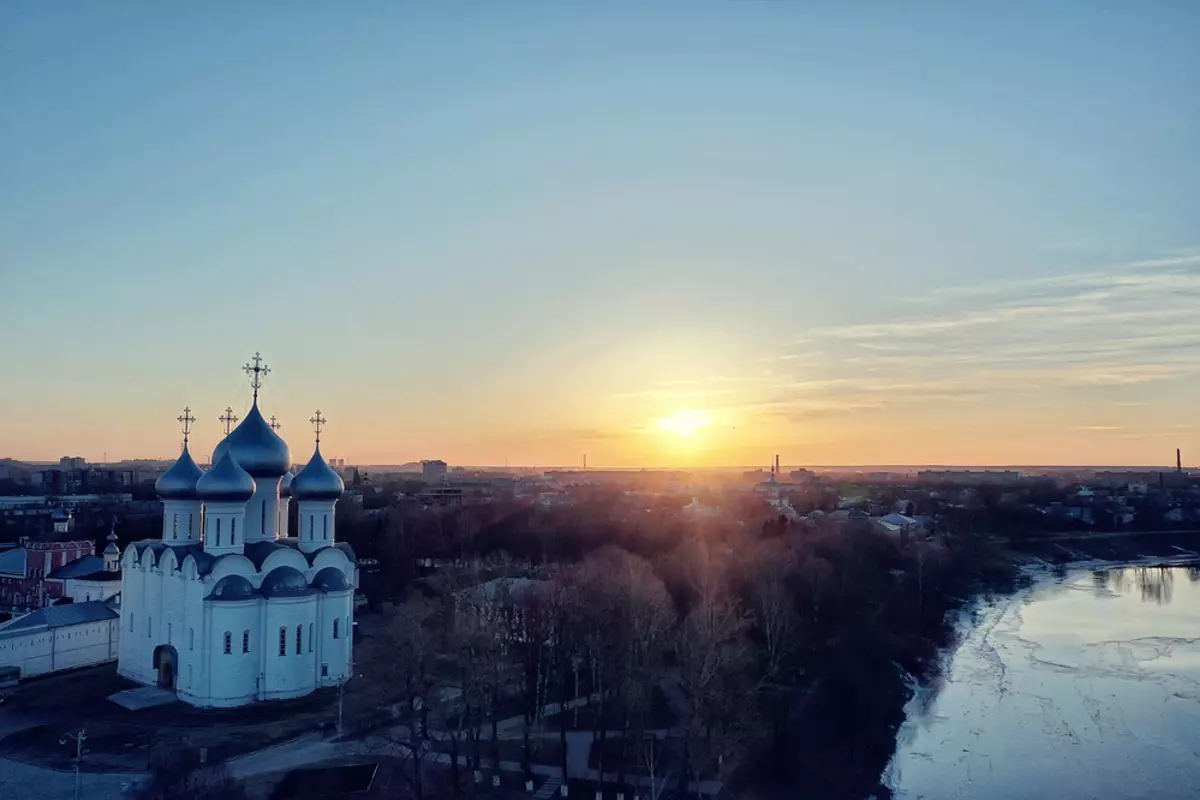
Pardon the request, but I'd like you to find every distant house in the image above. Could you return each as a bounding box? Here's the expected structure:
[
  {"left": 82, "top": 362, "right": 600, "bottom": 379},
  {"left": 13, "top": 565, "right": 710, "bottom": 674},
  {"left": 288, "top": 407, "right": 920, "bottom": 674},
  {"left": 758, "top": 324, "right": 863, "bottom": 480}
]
[{"left": 0, "top": 534, "right": 98, "bottom": 611}]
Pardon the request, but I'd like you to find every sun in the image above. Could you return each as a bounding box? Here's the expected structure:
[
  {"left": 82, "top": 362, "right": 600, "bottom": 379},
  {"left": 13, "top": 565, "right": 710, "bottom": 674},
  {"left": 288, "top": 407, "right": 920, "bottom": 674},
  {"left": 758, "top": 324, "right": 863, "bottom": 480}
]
[{"left": 657, "top": 410, "right": 710, "bottom": 437}]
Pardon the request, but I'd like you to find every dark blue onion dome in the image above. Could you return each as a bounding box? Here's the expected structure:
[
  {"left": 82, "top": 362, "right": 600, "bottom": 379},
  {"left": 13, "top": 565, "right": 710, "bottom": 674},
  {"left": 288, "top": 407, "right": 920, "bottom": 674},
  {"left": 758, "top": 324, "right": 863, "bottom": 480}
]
[
  {"left": 156, "top": 445, "right": 206, "bottom": 500},
  {"left": 196, "top": 451, "right": 256, "bottom": 503},
  {"left": 311, "top": 566, "right": 351, "bottom": 592},
  {"left": 279, "top": 471, "right": 294, "bottom": 498},
  {"left": 211, "top": 403, "right": 291, "bottom": 478},
  {"left": 260, "top": 565, "right": 313, "bottom": 597},
  {"left": 291, "top": 447, "right": 344, "bottom": 502},
  {"left": 206, "top": 574, "right": 257, "bottom": 601}
]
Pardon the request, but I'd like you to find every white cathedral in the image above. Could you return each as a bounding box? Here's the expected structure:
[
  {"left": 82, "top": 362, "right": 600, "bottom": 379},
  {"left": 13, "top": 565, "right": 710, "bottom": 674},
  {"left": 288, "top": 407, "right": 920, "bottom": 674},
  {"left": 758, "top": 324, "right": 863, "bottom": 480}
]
[{"left": 118, "top": 354, "right": 357, "bottom": 708}]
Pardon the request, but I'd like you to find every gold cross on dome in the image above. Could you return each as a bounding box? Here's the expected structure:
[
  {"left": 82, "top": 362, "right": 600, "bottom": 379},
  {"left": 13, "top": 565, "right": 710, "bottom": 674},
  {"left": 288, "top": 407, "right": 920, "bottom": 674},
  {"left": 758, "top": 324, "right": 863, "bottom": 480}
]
[
  {"left": 177, "top": 406, "right": 196, "bottom": 447},
  {"left": 309, "top": 410, "right": 326, "bottom": 446},
  {"left": 242, "top": 352, "right": 271, "bottom": 402},
  {"left": 219, "top": 406, "right": 239, "bottom": 435}
]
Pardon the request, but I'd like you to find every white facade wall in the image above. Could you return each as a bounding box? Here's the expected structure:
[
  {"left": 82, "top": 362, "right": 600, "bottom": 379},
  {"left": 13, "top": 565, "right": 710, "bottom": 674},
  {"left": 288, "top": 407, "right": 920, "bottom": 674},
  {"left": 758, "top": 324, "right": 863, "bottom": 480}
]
[
  {"left": 161, "top": 500, "right": 202, "bottom": 543},
  {"left": 203, "top": 502, "right": 247, "bottom": 556},
  {"left": 277, "top": 496, "right": 291, "bottom": 538},
  {"left": 66, "top": 579, "right": 121, "bottom": 604},
  {"left": 245, "top": 479, "right": 282, "bottom": 542},
  {"left": 0, "top": 619, "right": 119, "bottom": 679},
  {"left": 118, "top": 541, "right": 356, "bottom": 708},
  {"left": 297, "top": 500, "right": 336, "bottom": 554}
]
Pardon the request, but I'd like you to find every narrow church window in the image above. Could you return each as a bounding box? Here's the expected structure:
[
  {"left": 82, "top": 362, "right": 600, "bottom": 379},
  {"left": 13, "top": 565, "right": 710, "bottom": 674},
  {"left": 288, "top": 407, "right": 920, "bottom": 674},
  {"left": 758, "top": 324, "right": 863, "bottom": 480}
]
[
  {"left": 172, "top": 514, "right": 179, "bottom": 539},
  {"left": 147, "top": 616, "right": 152, "bottom": 637},
  {"left": 167, "top": 623, "right": 172, "bottom": 643},
  {"left": 188, "top": 515, "right": 193, "bottom": 537},
  {"left": 129, "top": 613, "right": 134, "bottom": 633},
  {"left": 308, "top": 623, "right": 314, "bottom": 652},
  {"left": 216, "top": 518, "right": 222, "bottom": 546},
  {"left": 231, "top": 518, "right": 237, "bottom": 540},
  {"left": 323, "top": 515, "right": 328, "bottom": 540},
  {"left": 243, "top": 630, "right": 250, "bottom": 653},
  {"left": 279, "top": 627, "right": 287, "bottom": 656},
  {"left": 333, "top": 618, "right": 339, "bottom": 639},
  {"left": 223, "top": 632, "right": 232, "bottom": 654},
  {"left": 261, "top": 503, "right": 266, "bottom": 536},
  {"left": 309, "top": 516, "right": 314, "bottom": 538},
  {"left": 321, "top": 663, "right": 328, "bottom": 678},
  {"left": 189, "top": 627, "right": 194, "bottom": 650},
  {"left": 296, "top": 625, "right": 303, "bottom": 655}
]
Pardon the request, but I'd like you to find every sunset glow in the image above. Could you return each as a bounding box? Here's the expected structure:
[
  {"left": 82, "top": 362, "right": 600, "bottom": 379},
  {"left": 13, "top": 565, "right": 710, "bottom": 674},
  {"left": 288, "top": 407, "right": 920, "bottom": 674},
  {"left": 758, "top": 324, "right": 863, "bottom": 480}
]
[{"left": 657, "top": 410, "right": 710, "bottom": 438}]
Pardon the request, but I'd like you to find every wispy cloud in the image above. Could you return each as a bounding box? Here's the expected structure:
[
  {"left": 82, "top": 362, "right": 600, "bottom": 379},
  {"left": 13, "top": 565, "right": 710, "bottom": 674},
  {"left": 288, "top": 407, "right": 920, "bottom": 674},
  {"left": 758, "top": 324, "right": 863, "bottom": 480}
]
[{"left": 748, "top": 252, "right": 1200, "bottom": 422}]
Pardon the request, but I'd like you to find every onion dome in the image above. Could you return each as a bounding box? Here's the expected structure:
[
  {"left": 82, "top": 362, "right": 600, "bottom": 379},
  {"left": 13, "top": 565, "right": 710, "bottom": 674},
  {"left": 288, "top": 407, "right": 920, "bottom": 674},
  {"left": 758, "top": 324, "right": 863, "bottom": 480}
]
[
  {"left": 206, "top": 574, "right": 258, "bottom": 601},
  {"left": 291, "top": 447, "right": 344, "bottom": 502},
  {"left": 260, "top": 566, "right": 313, "bottom": 598},
  {"left": 311, "top": 566, "right": 351, "bottom": 592},
  {"left": 196, "top": 451, "right": 256, "bottom": 503},
  {"left": 211, "top": 403, "right": 291, "bottom": 478},
  {"left": 103, "top": 528, "right": 120, "bottom": 556},
  {"left": 279, "top": 471, "right": 294, "bottom": 498},
  {"left": 156, "top": 445, "right": 205, "bottom": 500}
]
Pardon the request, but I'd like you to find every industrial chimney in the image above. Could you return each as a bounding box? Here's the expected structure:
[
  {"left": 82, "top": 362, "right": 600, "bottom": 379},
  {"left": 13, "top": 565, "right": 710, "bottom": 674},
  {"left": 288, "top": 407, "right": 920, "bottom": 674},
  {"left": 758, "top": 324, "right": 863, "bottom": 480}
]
[{"left": 1177, "top": 448, "right": 1182, "bottom": 473}]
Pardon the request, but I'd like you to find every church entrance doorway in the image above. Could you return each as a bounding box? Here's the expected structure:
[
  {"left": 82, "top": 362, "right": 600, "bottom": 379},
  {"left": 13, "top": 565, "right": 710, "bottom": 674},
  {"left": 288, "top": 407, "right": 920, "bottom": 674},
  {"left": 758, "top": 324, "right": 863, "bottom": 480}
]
[{"left": 153, "top": 644, "right": 178, "bottom": 690}]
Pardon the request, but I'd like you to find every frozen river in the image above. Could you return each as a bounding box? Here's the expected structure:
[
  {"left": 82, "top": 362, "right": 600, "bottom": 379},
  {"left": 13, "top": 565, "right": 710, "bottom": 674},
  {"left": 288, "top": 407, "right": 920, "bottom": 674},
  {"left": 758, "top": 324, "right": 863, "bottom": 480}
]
[{"left": 887, "top": 563, "right": 1200, "bottom": 800}]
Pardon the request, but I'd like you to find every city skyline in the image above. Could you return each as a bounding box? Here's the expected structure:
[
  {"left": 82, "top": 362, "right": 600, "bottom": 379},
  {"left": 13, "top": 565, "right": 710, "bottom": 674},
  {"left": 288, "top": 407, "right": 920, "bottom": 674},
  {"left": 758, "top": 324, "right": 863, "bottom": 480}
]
[{"left": 3, "top": 4, "right": 1198, "bottom": 467}]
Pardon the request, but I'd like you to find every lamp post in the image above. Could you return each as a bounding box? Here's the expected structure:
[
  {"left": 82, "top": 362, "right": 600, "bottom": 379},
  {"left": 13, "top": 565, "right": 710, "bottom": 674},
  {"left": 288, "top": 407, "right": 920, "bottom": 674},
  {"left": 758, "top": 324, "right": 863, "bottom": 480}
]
[
  {"left": 59, "top": 728, "right": 87, "bottom": 800},
  {"left": 336, "top": 661, "right": 358, "bottom": 738}
]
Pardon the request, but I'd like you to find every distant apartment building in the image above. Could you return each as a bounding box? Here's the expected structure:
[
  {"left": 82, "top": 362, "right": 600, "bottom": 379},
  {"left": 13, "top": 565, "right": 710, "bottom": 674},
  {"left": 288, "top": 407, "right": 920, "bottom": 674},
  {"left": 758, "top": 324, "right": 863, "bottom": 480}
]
[
  {"left": 59, "top": 456, "right": 86, "bottom": 471},
  {"left": 422, "top": 459, "right": 449, "bottom": 482}
]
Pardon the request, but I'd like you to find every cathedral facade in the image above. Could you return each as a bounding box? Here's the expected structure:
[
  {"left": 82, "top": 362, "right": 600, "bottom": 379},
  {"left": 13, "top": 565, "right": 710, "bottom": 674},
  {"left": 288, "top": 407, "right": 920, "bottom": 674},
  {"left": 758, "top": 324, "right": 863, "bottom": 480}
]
[{"left": 118, "top": 355, "right": 356, "bottom": 708}]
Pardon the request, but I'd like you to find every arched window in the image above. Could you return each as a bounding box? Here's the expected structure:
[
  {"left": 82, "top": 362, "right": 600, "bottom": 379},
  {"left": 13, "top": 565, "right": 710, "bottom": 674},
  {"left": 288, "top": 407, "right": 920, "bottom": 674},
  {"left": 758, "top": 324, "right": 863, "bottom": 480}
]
[
  {"left": 296, "top": 625, "right": 303, "bottom": 655},
  {"left": 216, "top": 518, "right": 222, "bottom": 546},
  {"left": 308, "top": 623, "right": 314, "bottom": 652},
  {"left": 278, "top": 627, "right": 287, "bottom": 656},
  {"left": 189, "top": 628, "right": 194, "bottom": 651},
  {"left": 231, "top": 518, "right": 237, "bottom": 545},
  {"left": 223, "top": 631, "right": 232, "bottom": 654},
  {"left": 333, "top": 618, "right": 339, "bottom": 640},
  {"left": 172, "top": 514, "right": 179, "bottom": 539},
  {"left": 261, "top": 503, "right": 266, "bottom": 535},
  {"left": 147, "top": 616, "right": 152, "bottom": 637},
  {"left": 323, "top": 515, "right": 328, "bottom": 540},
  {"left": 309, "top": 516, "right": 314, "bottom": 538},
  {"left": 243, "top": 630, "right": 250, "bottom": 653},
  {"left": 188, "top": 515, "right": 194, "bottom": 537}
]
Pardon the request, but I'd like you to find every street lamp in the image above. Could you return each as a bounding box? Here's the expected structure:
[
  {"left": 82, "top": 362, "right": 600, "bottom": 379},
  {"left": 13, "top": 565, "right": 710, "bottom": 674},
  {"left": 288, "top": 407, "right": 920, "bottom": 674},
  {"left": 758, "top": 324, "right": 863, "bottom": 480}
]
[
  {"left": 336, "top": 661, "right": 361, "bottom": 738},
  {"left": 59, "top": 728, "right": 87, "bottom": 800}
]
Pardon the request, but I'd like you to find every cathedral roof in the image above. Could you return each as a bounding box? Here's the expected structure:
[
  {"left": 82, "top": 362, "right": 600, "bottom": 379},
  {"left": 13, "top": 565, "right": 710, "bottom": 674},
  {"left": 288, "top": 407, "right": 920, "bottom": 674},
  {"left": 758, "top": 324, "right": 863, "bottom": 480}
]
[
  {"left": 211, "top": 403, "right": 291, "bottom": 479},
  {"left": 197, "top": 451, "right": 256, "bottom": 503},
  {"left": 155, "top": 445, "right": 205, "bottom": 500},
  {"left": 260, "top": 566, "right": 315, "bottom": 598},
  {"left": 311, "top": 566, "right": 351, "bottom": 592},
  {"left": 206, "top": 574, "right": 258, "bottom": 602},
  {"left": 291, "top": 446, "right": 344, "bottom": 501}
]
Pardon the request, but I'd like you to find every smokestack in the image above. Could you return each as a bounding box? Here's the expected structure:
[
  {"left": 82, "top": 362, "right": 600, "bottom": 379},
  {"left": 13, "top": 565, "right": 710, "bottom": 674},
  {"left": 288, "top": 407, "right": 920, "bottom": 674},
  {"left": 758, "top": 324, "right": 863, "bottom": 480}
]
[
  {"left": 776, "top": 454, "right": 780, "bottom": 476},
  {"left": 1178, "top": 448, "right": 1182, "bottom": 473}
]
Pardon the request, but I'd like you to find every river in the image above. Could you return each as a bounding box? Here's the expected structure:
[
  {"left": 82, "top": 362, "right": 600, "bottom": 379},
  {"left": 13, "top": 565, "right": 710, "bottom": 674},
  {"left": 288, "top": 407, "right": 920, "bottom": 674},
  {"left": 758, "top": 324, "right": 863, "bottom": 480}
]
[{"left": 886, "top": 561, "right": 1200, "bottom": 799}]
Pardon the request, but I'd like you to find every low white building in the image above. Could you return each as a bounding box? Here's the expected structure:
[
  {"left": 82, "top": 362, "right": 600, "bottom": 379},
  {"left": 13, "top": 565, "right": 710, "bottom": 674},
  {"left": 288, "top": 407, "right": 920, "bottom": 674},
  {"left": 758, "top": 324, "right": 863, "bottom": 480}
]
[{"left": 0, "top": 601, "right": 120, "bottom": 679}]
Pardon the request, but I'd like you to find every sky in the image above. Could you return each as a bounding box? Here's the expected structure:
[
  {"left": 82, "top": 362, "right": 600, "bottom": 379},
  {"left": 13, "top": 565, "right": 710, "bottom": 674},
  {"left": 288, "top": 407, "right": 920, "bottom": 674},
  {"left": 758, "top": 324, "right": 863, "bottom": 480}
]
[{"left": 2, "top": 3, "right": 1199, "bottom": 468}]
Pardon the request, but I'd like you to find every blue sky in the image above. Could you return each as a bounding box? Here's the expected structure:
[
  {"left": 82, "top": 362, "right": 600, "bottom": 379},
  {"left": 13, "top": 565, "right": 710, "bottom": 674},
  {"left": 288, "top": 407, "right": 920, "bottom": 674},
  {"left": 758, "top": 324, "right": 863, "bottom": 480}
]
[{"left": 2, "top": 3, "right": 1198, "bottom": 466}]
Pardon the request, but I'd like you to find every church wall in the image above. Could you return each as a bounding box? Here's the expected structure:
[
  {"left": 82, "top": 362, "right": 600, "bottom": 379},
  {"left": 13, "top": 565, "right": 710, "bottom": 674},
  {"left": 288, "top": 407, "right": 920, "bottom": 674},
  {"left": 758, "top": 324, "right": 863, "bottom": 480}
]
[
  {"left": 0, "top": 618, "right": 119, "bottom": 679},
  {"left": 194, "top": 600, "right": 261, "bottom": 707},
  {"left": 316, "top": 590, "right": 353, "bottom": 686},
  {"left": 245, "top": 479, "right": 281, "bottom": 542},
  {"left": 262, "top": 595, "right": 319, "bottom": 700},
  {"left": 66, "top": 579, "right": 121, "bottom": 604}
]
